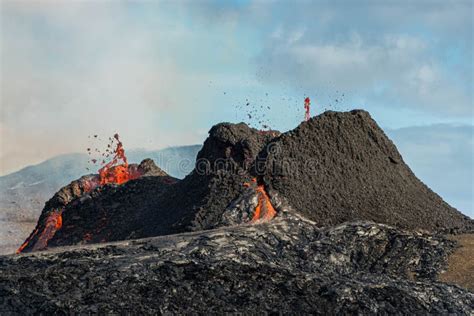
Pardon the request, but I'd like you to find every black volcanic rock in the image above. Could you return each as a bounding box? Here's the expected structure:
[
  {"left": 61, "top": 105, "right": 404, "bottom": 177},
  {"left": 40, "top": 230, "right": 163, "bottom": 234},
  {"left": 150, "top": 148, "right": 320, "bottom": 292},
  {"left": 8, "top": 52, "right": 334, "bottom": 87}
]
[
  {"left": 46, "top": 159, "right": 169, "bottom": 218},
  {"left": 17, "top": 110, "right": 472, "bottom": 254},
  {"left": 1, "top": 216, "right": 472, "bottom": 314},
  {"left": 257, "top": 110, "right": 472, "bottom": 232},
  {"left": 49, "top": 175, "right": 180, "bottom": 247},
  {"left": 18, "top": 160, "right": 177, "bottom": 252},
  {"left": 183, "top": 123, "right": 279, "bottom": 230},
  {"left": 18, "top": 123, "right": 276, "bottom": 252},
  {"left": 136, "top": 158, "right": 169, "bottom": 176},
  {"left": 7, "top": 112, "right": 474, "bottom": 314},
  {"left": 197, "top": 122, "right": 279, "bottom": 171}
]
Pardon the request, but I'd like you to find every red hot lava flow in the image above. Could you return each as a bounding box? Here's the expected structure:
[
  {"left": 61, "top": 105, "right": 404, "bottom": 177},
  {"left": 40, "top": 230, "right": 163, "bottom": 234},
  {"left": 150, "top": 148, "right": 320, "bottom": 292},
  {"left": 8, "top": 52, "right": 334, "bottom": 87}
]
[
  {"left": 244, "top": 178, "right": 277, "bottom": 222},
  {"left": 31, "top": 209, "right": 63, "bottom": 251}
]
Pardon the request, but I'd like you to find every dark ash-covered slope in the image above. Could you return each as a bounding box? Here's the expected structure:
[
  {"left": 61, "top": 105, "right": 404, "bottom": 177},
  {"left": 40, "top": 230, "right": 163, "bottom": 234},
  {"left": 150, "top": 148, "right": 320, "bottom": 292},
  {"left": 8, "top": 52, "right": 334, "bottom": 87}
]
[
  {"left": 19, "top": 123, "right": 277, "bottom": 252},
  {"left": 258, "top": 110, "right": 472, "bottom": 232},
  {"left": 18, "top": 110, "right": 472, "bottom": 253},
  {"left": 1, "top": 215, "right": 472, "bottom": 314},
  {"left": 179, "top": 123, "right": 280, "bottom": 231},
  {"left": 18, "top": 159, "right": 178, "bottom": 252}
]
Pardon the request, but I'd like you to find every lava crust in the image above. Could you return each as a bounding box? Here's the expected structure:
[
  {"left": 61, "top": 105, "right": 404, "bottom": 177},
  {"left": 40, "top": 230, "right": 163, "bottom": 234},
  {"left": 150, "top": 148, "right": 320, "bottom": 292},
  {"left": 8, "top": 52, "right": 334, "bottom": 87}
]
[{"left": 1, "top": 215, "right": 472, "bottom": 314}]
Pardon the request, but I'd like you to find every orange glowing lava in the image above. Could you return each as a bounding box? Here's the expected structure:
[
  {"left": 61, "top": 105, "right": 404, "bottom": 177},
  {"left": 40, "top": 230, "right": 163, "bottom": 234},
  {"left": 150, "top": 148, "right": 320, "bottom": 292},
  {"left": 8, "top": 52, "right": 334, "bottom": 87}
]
[
  {"left": 16, "top": 228, "right": 38, "bottom": 254},
  {"left": 304, "top": 97, "right": 311, "bottom": 121},
  {"left": 32, "top": 209, "right": 63, "bottom": 251},
  {"left": 244, "top": 178, "right": 277, "bottom": 222},
  {"left": 98, "top": 134, "right": 140, "bottom": 185},
  {"left": 16, "top": 133, "right": 141, "bottom": 254}
]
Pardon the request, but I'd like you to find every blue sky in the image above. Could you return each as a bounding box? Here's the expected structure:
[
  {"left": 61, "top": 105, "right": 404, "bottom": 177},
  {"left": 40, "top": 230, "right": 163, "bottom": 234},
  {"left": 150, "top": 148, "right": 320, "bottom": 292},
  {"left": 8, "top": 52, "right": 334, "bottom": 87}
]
[{"left": 0, "top": 0, "right": 472, "bottom": 215}]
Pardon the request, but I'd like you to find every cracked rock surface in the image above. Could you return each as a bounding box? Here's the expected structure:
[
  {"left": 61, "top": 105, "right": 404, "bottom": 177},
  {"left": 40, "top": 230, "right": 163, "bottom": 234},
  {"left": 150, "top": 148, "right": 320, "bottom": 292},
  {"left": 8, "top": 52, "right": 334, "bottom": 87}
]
[{"left": 1, "top": 215, "right": 472, "bottom": 315}]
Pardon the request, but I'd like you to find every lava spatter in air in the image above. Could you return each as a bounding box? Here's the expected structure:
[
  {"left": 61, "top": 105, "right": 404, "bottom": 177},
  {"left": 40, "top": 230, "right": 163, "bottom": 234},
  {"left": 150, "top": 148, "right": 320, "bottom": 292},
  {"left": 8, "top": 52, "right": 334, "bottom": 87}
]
[
  {"left": 16, "top": 134, "right": 141, "bottom": 254},
  {"left": 97, "top": 134, "right": 141, "bottom": 185},
  {"left": 304, "top": 97, "right": 311, "bottom": 121}
]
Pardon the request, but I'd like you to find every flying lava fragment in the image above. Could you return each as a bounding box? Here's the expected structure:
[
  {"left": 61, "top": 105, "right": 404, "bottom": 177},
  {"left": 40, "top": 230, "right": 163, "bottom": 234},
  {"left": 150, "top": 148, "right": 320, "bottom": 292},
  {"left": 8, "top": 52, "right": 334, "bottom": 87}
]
[{"left": 304, "top": 97, "right": 311, "bottom": 122}]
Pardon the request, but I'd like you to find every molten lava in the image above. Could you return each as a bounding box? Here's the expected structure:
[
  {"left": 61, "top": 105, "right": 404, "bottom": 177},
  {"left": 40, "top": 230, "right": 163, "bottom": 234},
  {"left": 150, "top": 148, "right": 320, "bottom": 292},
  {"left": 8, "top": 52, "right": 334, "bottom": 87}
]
[
  {"left": 16, "top": 133, "right": 141, "bottom": 254},
  {"left": 83, "top": 233, "right": 92, "bottom": 242},
  {"left": 32, "top": 209, "right": 63, "bottom": 251},
  {"left": 16, "top": 228, "right": 38, "bottom": 254},
  {"left": 98, "top": 134, "right": 140, "bottom": 185},
  {"left": 304, "top": 97, "right": 311, "bottom": 121},
  {"left": 244, "top": 178, "right": 277, "bottom": 222}
]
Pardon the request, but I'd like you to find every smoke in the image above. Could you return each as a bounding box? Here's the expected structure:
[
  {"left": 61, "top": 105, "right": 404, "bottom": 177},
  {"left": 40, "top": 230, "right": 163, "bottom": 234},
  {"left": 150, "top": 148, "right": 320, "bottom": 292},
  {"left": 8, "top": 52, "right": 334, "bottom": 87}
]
[
  {"left": 0, "top": 1, "right": 212, "bottom": 175},
  {"left": 1, "top": 0, "right": 472, "bottom": 176}
]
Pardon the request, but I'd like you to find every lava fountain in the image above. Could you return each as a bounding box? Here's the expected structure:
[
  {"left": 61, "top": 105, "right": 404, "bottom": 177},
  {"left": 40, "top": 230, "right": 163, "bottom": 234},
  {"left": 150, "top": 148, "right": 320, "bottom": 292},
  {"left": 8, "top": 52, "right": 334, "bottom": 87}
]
[
  {"left": 16, "top": 134, "right": 140, "bottom": 254},
  {"left": 98, "top": 134, "right": 141, "bottom": 185}
]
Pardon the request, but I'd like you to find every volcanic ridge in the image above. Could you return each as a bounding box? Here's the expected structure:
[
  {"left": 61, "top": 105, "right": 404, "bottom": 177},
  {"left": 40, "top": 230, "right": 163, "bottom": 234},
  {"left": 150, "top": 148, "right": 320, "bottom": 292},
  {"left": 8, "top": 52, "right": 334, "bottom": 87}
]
[{"left": 1, "top": 110, "right": 473, "bottom": 314}]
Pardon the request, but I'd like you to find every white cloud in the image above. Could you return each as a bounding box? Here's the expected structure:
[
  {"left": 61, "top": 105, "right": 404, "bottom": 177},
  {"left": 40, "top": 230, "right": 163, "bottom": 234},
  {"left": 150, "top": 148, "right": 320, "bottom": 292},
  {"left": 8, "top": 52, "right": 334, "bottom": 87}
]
[
  {"left": 288, "top": 29, "right": 305, "bottom": 44},
  {"left": 258, "top": 31, "right": 471, "bottom": 116}
]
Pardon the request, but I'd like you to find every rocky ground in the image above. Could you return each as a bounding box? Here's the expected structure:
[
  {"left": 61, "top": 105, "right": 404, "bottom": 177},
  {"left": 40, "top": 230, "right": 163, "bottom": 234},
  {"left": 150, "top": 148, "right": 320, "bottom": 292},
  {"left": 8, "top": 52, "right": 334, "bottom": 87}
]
[
  {"left": 4, "top": 110, "right": 472, "bottom": 314},
  {"left": 1, "top": 212, "right": 473, "bottom": 314}
]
